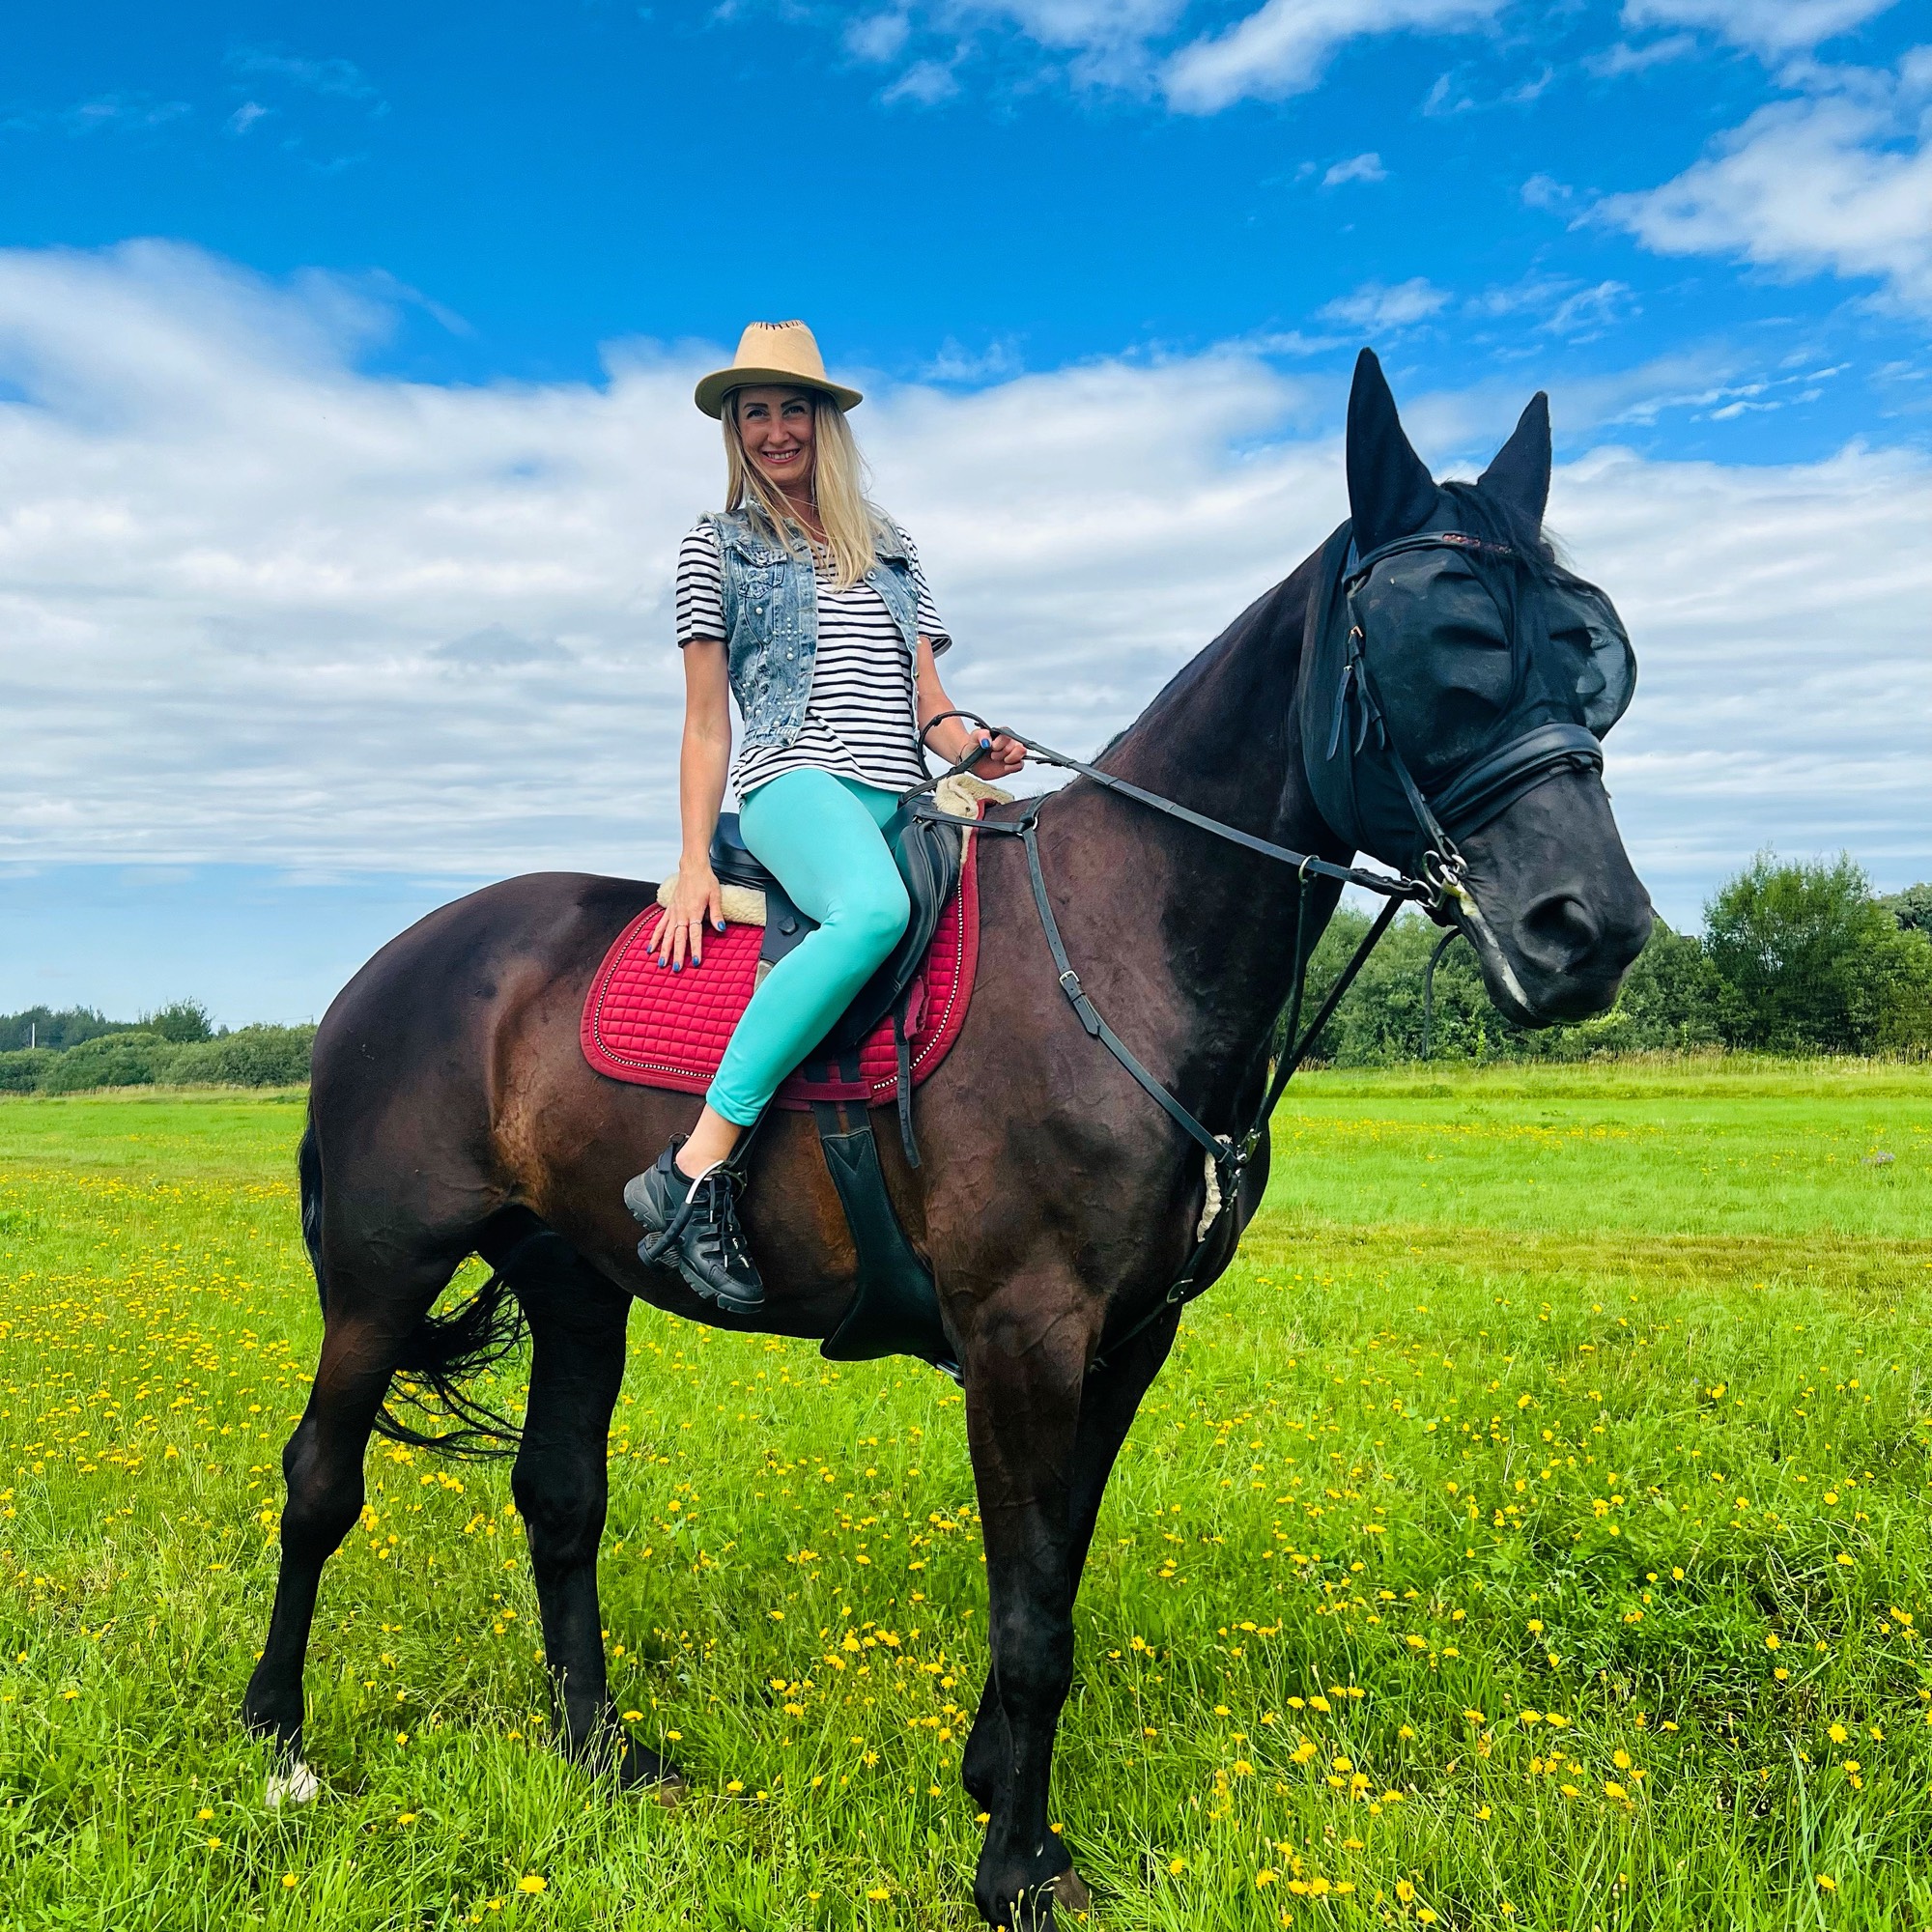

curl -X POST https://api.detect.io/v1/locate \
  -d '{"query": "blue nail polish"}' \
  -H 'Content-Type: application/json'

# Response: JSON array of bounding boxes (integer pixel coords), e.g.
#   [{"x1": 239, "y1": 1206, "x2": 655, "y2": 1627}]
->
[{"x1": 673, "y1": 961, "x2": 682, "y2": 973}]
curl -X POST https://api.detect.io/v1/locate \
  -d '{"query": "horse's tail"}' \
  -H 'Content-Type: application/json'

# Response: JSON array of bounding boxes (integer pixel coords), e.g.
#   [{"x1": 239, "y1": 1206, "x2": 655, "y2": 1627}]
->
[
  {"x1": 298, "y1": 1108, "x2": 526, "y2": 1461},
  {"x1": 374, "y1": 1271, "x2": 526, "y2": 1462},
  {"x1": 297, "y1": 1114, "x2": 327, "y2": 1309}
]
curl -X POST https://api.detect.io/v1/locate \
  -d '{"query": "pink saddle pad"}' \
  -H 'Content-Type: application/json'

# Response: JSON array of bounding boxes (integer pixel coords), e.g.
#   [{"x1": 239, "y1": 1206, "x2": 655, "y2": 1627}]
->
[{"x1": 580, "y1": 814, "x2": 982, "y2": 1109}]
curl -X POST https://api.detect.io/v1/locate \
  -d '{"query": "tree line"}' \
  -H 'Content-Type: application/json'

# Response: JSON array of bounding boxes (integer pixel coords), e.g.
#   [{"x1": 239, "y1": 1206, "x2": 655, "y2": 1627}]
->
[
  {"x1": 1, "y1": 854, "x2": 1926, "y2": 1094},
  {"x1": 0, "y1": 998, "x2": 314, "y2": 1094},
  {"x1": 1298, "y1": 853, "x2": 1932, "y2": 1066}
]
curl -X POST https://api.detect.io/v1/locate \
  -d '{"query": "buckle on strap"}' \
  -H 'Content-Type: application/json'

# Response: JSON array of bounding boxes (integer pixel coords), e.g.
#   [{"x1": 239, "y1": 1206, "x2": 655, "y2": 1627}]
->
[{"x1": 1058, "y1": 967, "x2": 1103, "y2": 1037}]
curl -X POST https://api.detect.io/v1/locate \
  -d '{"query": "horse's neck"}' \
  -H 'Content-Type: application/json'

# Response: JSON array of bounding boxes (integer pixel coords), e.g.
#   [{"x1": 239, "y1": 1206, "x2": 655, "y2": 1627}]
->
[{"x1": 1063, "y1": 548, "x2": 1340, "y2": 1093}]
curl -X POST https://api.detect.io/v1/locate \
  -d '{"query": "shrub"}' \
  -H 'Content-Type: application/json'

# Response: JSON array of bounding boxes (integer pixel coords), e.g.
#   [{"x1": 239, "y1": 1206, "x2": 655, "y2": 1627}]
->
[
  {"x1": 38, "y1": 1031, "x2": 174, "y2": 1094},
  {"x1": 142, "y1": 998, "x2": 216, "y2": 1044},
  {"x1": 164, "y1": 1025, "x2": 314, "y2": 1088},
  {"x1": 0, "y1": 1049, "x2": 58, "y2": 1094},
  {"x1": 1705, "y1": 853, "x2": 1932, "y2": 1054},
  {"x1": 1880, "y1": 882, "x2": 1932, "y2": 936}
]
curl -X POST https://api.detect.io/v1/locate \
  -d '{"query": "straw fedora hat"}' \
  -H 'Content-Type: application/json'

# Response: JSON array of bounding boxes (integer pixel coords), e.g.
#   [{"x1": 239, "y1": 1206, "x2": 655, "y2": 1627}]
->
[{"x1": 694, "y1": 320, "x2": 863, "y2": 419}]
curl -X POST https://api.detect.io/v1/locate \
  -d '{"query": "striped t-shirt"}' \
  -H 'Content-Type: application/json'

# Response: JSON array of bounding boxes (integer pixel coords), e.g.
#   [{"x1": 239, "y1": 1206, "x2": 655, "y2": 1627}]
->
[{"x1": 675, "y1": 520, "x2": 952, "y2": 797}]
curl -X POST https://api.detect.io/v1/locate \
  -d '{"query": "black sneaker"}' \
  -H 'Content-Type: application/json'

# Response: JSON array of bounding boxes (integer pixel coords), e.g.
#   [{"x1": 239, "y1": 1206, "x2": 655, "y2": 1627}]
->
[{"x1": 623, "y1": 1140, "x2": 765, "y2": 1315}]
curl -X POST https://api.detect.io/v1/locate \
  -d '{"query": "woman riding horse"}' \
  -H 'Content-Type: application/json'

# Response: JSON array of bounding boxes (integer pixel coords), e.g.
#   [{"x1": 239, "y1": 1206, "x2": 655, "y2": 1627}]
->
[{"x1": 624, "y1": 321, "x2": 1023, "y2": 1311}]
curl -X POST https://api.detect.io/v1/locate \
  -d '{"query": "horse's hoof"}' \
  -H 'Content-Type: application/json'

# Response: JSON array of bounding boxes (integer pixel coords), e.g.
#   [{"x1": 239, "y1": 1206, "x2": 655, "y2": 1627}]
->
[
  {"x1": 1049, "y1": 1867, "x2": 1092, "y2": 1914},
  {"x1": 265, "y1": 1759, "x2": 321, "y2": 1807}
]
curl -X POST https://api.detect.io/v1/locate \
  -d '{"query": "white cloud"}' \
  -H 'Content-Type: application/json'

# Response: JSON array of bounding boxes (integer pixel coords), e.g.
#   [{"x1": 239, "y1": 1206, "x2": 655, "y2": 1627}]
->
[
  {"x1": 960, "y1": 0, "x2": 1185, "y2": 45},
  {"x1": 1321, "y1": 150, "x2": 1387, "y2": 185},
  {"x1": 816, "y1": 0, "x2": 1518, "y2": 112},
  {"x1": 846, "y1": 10, "x2": 914, "y2": 62},
  {"x1": 1470, "y1": 274, "x2": 1634, "y2": 336},
  {"x1": 882, "y1": 56, "x2": 963, "y2": 102},
  {"x1": 0, "y1": 243, "x2": 1924, "y2": 923},
  {"x1": 1621, "y1": 0, "x2": 1898, "y2": 56},
  {"x1": 1600, "y1": 59, "x2": 1932, "y2": 312},
  {"x1": 1548, "y1": 440, "x2": 1932, "y2": 900},
  {"x1": 863, "y1": 0, "x2": 1185, "y2": 92},
  {"x1": 1316, "y1": 276, "x2": 1449, "y2": 329},
  {"x1": 1585, "y1": 32, "x2": 1698, "y2": 74},
  {"x1": 1165, "y1": 0, "x2": 1502, "y2": 111},
  {"x1": 225, "y1": 47, "x2": 384, "y2": 103}
]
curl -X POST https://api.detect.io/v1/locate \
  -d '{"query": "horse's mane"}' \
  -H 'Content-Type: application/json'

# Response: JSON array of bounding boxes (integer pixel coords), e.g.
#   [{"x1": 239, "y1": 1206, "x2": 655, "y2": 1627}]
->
[{"x1": 1096, "y1": 564, "x2": 1311, "y2": 770}]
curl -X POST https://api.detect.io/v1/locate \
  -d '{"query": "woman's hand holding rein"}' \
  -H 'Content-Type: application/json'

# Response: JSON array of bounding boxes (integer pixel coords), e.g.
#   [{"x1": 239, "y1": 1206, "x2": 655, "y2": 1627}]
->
[{"x1": 920, "y1": 706, "x2": 1026, "y2": 781}]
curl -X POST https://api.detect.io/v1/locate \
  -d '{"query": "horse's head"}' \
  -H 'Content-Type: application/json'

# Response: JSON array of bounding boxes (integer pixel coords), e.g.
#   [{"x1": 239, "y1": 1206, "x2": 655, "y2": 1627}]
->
[{"x1": 1301, "y1": 349, "x2": 1652, "y2": 1025}]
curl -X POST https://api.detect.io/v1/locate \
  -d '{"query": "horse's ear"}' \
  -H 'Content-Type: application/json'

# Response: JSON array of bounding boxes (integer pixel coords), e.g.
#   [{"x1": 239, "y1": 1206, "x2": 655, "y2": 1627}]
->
[
  {"x1": 1346, "y1": 347, "x2": 1436, "y2": 554},
  {"x1": 1478, "y1": 391, "x2": 1551, "y2": 529}
]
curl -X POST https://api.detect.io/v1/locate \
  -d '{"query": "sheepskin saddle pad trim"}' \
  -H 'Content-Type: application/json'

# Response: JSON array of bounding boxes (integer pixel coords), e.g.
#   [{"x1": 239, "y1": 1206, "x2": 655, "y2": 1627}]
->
[{"x1": 579, "y1": 787, "x2": 995, "y2": 1108}]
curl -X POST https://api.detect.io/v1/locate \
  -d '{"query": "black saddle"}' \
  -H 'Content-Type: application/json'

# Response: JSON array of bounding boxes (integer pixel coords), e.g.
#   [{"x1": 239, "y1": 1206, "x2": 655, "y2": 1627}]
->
[
  {"x1": 708, "y1": 800, "x2": 963, "y2": 1052},
  {"x1": 707, "y1": 797, "x2": 970, "y2": 1379}
]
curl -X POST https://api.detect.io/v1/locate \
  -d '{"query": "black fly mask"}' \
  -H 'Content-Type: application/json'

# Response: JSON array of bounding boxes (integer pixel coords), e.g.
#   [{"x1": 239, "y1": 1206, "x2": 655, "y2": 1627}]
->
[{"x1": 1300, "y1": 355, "x2": 1636, "y2": 891}]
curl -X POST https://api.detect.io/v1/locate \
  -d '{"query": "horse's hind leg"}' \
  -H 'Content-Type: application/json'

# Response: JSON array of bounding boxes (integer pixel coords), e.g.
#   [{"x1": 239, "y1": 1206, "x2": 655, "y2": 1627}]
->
[
  {"x1": 242, "y1": 1264, "x2": 449, "y2": 1796},
  {"x1": 511, "y1": 1256, "x2": 681, "y2": 1793}
]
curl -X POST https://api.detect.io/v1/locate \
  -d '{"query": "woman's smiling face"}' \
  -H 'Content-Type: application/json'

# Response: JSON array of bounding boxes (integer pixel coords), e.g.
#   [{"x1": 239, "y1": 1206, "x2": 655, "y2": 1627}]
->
[{"x1": 735, "y1": 385, "x2": 815, "y2": 495}]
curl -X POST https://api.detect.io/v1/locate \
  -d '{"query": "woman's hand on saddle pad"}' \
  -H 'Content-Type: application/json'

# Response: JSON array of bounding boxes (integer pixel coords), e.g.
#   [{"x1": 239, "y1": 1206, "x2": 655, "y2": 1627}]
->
[{"x1": 656, "y1": 862, "x2": 726, "y2": 970}]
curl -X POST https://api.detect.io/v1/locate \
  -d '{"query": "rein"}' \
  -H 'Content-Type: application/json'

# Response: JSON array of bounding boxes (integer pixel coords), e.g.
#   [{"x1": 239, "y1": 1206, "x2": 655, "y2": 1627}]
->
[{"x1": 906, "y1": 712, "x2": 1431, "y2": 1373}]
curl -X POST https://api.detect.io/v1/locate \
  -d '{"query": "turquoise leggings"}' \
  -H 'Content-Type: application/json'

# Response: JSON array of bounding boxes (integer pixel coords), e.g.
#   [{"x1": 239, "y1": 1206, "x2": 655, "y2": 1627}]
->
[{"x1": 706, "y1": 770, "x2": 909, "y2": 1126}]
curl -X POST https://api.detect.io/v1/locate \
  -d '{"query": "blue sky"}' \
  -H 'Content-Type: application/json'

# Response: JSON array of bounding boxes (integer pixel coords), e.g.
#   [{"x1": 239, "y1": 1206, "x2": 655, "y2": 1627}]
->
[{"x1": 1, "y1": 1, "x2": 1927, "y2": 1022}]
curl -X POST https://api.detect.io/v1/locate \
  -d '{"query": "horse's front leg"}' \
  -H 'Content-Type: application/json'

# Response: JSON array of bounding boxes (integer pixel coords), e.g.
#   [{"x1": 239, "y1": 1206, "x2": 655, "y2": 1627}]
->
[
  {"x1": 511, "y1": 1264, "x2": 680, "y2": 1793},
  {"x1": 961, "y1": 1307, "x2": 1178, "y2": 1836},
  {"x1": 959, "y1": 1275, "x2": 1102, "y2": 1929}
]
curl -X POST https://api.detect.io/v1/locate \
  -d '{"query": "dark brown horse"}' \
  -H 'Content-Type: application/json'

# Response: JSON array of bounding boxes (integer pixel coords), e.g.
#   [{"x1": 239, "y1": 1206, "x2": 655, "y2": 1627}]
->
[{"x1": 244, "y1": 353, "x2": 1651, "y2": 1927}]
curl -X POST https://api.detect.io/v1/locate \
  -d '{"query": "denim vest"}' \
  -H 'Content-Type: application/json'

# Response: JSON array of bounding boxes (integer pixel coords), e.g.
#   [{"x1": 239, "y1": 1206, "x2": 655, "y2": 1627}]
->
[{"x1": 705, "y1": 509, "x2": 923, "y2": 751}]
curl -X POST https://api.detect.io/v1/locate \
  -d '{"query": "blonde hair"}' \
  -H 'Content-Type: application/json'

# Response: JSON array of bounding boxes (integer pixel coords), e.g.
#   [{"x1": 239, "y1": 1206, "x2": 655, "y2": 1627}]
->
[{"x1": 723, "y1": 389, "x2": 886, "y2": 590}]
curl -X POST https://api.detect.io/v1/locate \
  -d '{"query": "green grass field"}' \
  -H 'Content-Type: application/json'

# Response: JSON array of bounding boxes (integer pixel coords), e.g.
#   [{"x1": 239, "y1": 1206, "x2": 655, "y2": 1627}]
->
[{"x1": 1, "y1": 1061, "x2": 1929, "y2": 1930}]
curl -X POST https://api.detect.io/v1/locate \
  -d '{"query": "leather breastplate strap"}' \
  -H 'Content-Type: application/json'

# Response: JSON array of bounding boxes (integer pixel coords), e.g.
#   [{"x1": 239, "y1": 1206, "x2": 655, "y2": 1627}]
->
[{"x1": 903, "y1": 715, "x2": 1427, "y2": 1377}]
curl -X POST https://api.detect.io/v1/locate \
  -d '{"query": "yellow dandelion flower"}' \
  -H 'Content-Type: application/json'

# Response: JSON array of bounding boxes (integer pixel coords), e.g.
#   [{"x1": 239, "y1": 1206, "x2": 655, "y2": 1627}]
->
[
  {"x1": 867, "y1": 1889, "x2": 890, "y2": 1901},
  {"x1": 1816, "y1": 1874, "x2": 1837, "y2": 1891},
  {"x1": 1612, "y1": 1748, "x2": 1633, "y2": 1770},
  {"x1": 1169, "y1": 1857, "x2": 1187, "y2": 1875},
  {"x1": 281, "y1": 1874, "x2": 298, "y2": 1889},
  {"x1": 517, "y1": 1875, "x2": 547, "y2": 1893},
  {"x1": 1829, "y1": 1722, "x2": 1849, "y2": 1744}
]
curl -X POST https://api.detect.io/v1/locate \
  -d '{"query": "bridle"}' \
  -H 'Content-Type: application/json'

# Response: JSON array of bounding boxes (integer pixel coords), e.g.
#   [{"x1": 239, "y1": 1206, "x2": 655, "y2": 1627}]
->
[{"x1": 901, "y1": 515, "x2": 1632, "y2": 1372}]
